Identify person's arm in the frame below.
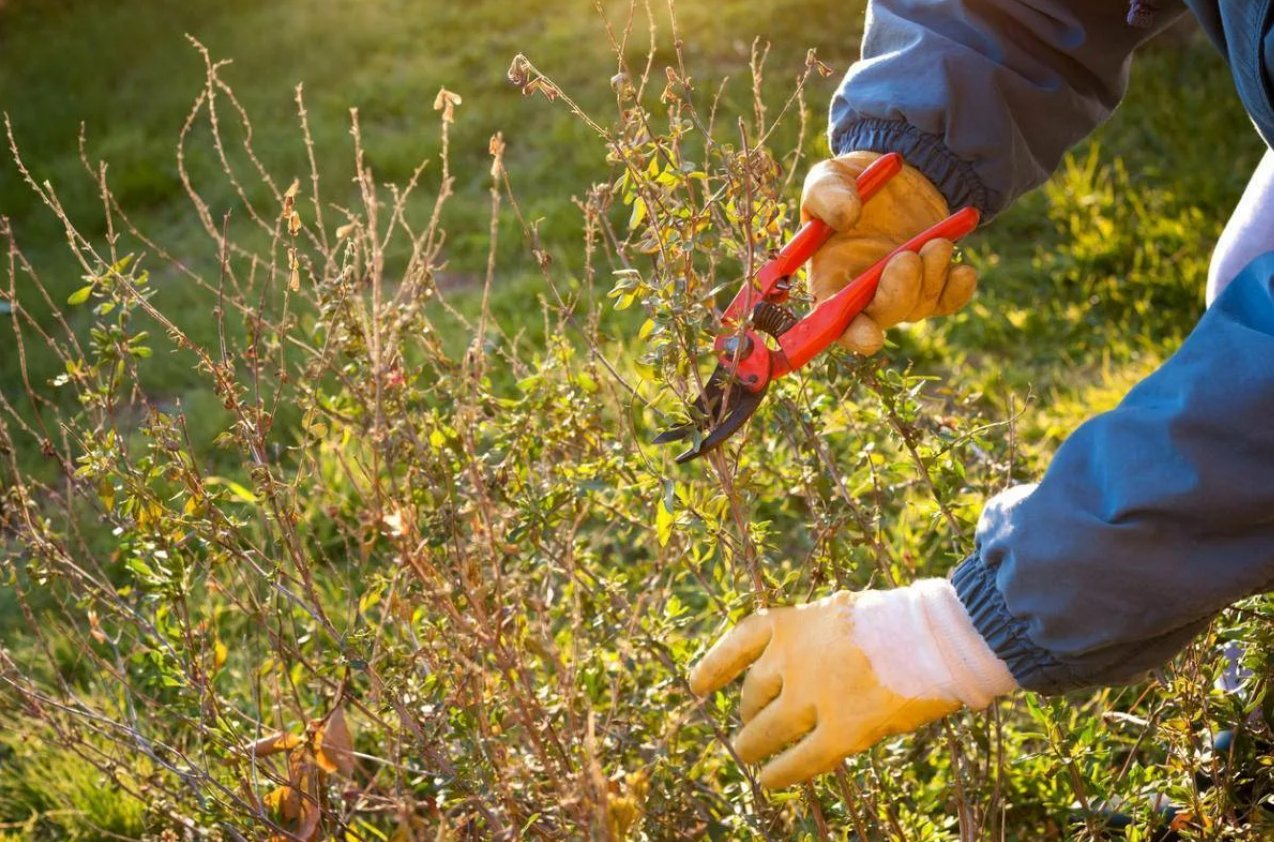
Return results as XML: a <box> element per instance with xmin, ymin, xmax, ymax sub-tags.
<box><xmin>954</xmin><ymin>254</ymin><xmax>1274</xmax><ymax>694</ymax></box>
<box><xmin>832</xmin><ymin>0</ymin><xmax>1187</xmax><ymax>217</ymax></box>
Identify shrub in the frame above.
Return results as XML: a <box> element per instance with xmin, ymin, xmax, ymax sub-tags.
<box><xmin>1</xmin><ymin>9</ymin><xmax>1271</xmax><ymax>841</ymax></box>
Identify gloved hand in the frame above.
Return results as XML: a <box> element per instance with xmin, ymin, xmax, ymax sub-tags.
<box><xmin>801</xmin><ymin>152</ymin><xmax>979</xmax><ymax>355</ymax></box>
<box><xmin>688</xmin><ymin>579</ymin><xmax>1016</xmax><ymax>789</ymax></box>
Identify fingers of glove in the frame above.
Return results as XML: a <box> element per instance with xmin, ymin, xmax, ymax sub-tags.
<box><xmin>757</xmin><ymin>728</ymin><xmax>842</xmax><ymax>790</ymax></box>
<box><xmin>800</xmin><ymin>159</ymin><xmax>863</xmax><ymax>232</ymax></box>
<box><xmin>732</xmin><ymin>698</ymin><xmax>816</xmax><ymax>765</ymax></box>
<box><xmin>688</xmin><ymin>613</ymin><xmax>774</xmax><ymax>697</ymax></box>
<box><xmin>739</xmin><ymin>663</ymin><xmax>783</xmax><ymax>725</ymax></box>
<box><xmin>836</xmin><ymin>313</ymin><xmax>885</xmax><ymax>356</ymax></box>
<box><xmin>905</xmin><ymin>239</ymin><xmax>955</xmax><ymax>322</ymax></box>
<box><xmin>808</xmin><ymin>236</ymin><xmax>893</xmax><ymax>303</ymax></box>
<box><xmin>864</xmin><ymin>251</ymin><xmax>922</xmax><ymax>329</ymax></box>
<box><xmin>933</xmin><ymin>263</ymin><xmax>978</xmax><ymax>316</ymax></box>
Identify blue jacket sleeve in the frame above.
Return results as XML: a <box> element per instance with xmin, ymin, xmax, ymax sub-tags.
<box><xmin>831</xmin><ymin>0</ymin><xmax>1185</xmax><ymax>217</ymax></box>
<box><xmin>952</xmin><ymin>253</ymin><xmax>1274</xmax><ymax>694</ymax></box>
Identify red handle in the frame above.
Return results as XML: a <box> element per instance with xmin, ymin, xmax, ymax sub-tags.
<box><xmin>773</xmin><ymin>205</ymin><xmax>981</xmax><ymax>376</ymax></box>
<box><xmin>721</xmin><ymin>152</ymin><xmax>904</xmax><ymax>323</ymax></box>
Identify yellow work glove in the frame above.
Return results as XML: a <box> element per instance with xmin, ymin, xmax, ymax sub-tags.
<box><xmin>801</xmin><ymin>152</ymin><xmax>979</xmax><ymax>355</ymax></box>
<box><xmin>688</xmin><ymin>580</ymin><xmax>1016</xmax><ymax>789</ymax></box>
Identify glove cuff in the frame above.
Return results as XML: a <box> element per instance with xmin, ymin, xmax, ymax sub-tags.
<box><xmin>851</xmin><ymin>579</ymin><xmax>1017</xmax><ymax>709</ymax></box>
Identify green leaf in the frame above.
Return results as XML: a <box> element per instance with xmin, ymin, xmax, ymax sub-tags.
<box><xmin>67</xmin><ymin>285</ymin><xmax>93</xmax><ymax>305</ymax></box>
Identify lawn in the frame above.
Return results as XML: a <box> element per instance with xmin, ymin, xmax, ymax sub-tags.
<box><xmin>1</xmin><ymin>1</ymin><xmax>1272</xmax><ymax>839</ymax></box>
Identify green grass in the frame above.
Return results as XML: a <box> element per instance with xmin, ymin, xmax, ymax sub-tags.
<box><xmin>0</xmin><ymin>0</ymin><xmax>867</xmax><ymax>421</ymax></box>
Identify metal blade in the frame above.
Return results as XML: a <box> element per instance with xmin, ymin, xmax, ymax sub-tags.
<box><xmin>652</xmin><ymin>367</ymin><xmax>732</xmax><ymax>444</ymax></box>
<box><xmin>652</xmin><ymin>424</ymin><xmax>695</xmax><ymax>445</ymax></box>
<box><xmin>673</xmin><ymin>381</ymin><xmax>767</xmax><ymax>464</ymax></box>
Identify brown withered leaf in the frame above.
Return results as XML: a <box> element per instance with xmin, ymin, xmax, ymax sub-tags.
<box><xmin>266</xmin><ymin>755</ymin><xmax>322</xmax><ymax>842</ymax></box>
<box><xmin>507</xmin><ymin>53</ymin><xmax>532</xmax><ymax>88</ymax></box>
<box><xmin>87</xmin><ymin>609</ymin><xmax>107</xmax><ymax>644</ymax></box>
<box><xmin>805</xmin><ymin>48</ymin><xmax>834</xmax><ymax>77</ymax></box>
<box><xmin>433</xmin><ymin>88</ymin><xmax>463</xmax><ymax>124</ymax></box>
<box><xmin>313</xmin><ymin>707</ymin><xmax>355</xmax><ymax>777</ymax></box>
<box><xmin>488</xmin><ymin>132</ymin><xmax>506</xmax><ymax>178</ymax></box>
<box><xmin>523</xmin><ymin>77</ymin><xmax>558</xmax><ymax>101</ymax></box>
<box><xmin>263</xmin><ymin>769</ymin><xmax>321</xmax><ymax>835</ymax></box>
<box><xmin>245</xmin><ymin>731</ymin><xmax>304</xmax><ymax>759</ymax></box>
<box><xmin>282</xmin><ymin>179</ymin><xmax>299</xmax><ymax>217</ymax></box>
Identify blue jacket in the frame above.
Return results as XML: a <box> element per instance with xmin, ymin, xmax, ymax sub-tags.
<box><xmin>831</xmin><ymin>0</ymin><xmax>1274</xmax><ymax>693</ymax></box>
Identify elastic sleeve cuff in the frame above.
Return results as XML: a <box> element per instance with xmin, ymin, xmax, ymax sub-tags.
<box><xmin>951</xmin><ymin>557</ymin><xmax>1072</xmax><ymax>695</ymax></box>
<box><xmin>831</xmin><ymin>117</ymin><xmax>997</xmax><ymax>218</ymax></box>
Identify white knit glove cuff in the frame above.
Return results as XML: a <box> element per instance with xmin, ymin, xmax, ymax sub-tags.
<box><xmin>850</xmin><ymin>578</ymin><xmax>1018</xmax><ymax>709</ymax></box>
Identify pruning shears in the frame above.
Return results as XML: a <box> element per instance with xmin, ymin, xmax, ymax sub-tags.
<box><xmin>654</xmin><ymin>152</ymin><xmax>981</xmax><ymax>463</ymax></box>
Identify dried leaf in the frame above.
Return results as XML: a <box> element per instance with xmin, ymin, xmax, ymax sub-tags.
<box><xmin>282</xmin><ymin>179</ymin><xmax>298</xmax><ymax>217</ymax></box>
<box><xmin>264</xmin><ymin>783</ymin><xmax>300</xmax><ymax>821</ymax></box>
<box><xmin>314</xmin><ymin>707</ymin><xmax>355</xmax><ymax>777</ymax></box>
<box><xmin>805</xmin><ymin>48</ymin><xmax>834</xmax><ymax>77</ymax></box>
<box><xmin>433</xmin><ymin>87</ymin><xmax>463</xmax><ymax>124</ymax></box>
<box><xmin>507</xmin><ymin>53</ymin><xmax>532</xmax><ymax>88</ymax></box>
<box><xmin>522</xmin><ymin>78</ymin><xmax>558</xmax><ymax>101</ymax></box>
<box><xmin>265</xmin><ymin>778</ymin><xmax>320</xmax><ymax>842</ymax></box>
<box><xmin>267</xmin><ymin>746</ymin><xmax>323</xmax><ymax>841</ymax></box>
<box><xmin>87</xmin><ymin>609</ymin><xmax>107</xmax><ymax>644</ymax></box>
<box><xmin>244</xmin><ymin>731</ymin><xmax>304</xmax><ymax>759</ymax></box>
<box><xmin>488</xmin><ymin>132</ymin><xmax>506</xmax><ymax>179</ymax></box>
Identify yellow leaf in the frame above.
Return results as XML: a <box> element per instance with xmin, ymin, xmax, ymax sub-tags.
<box><xmin>655</xmin><ymin>494</ymin><xmax>674</xmax><ymax>548</ymax></box>
<box><xmin>264</xmin><ymin>783</ymin><xmax>298</xmax><ymax>818</ymax></box>
<box><xmin>265</xmin><ymin>779</ymin><xmax>320</xmax><ymax>842</ymax></box>
<box><xmin>213</xmin><ymin>639</ymin><xmax>228</xmax><ymax>671</ymax></box>
<box><xmin>628</xmin><ymin>196</ymin><xmax>647</xmax><ymax>231</ymax></box>
<box><xmin>205</xmin><ymin>476</ymin><xmax>258</xmax><ymax>504</ymax></box>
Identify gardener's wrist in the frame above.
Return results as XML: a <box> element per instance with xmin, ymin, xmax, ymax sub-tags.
<box><xmin>850</xmin><ymin>578</ymin><xmax>1018</xmax><ymax>709</ymax></box>
<box><xmin>831</xmin><ymin>117</ymin><xmax>994</xmax><ymax>219</ymax></box>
